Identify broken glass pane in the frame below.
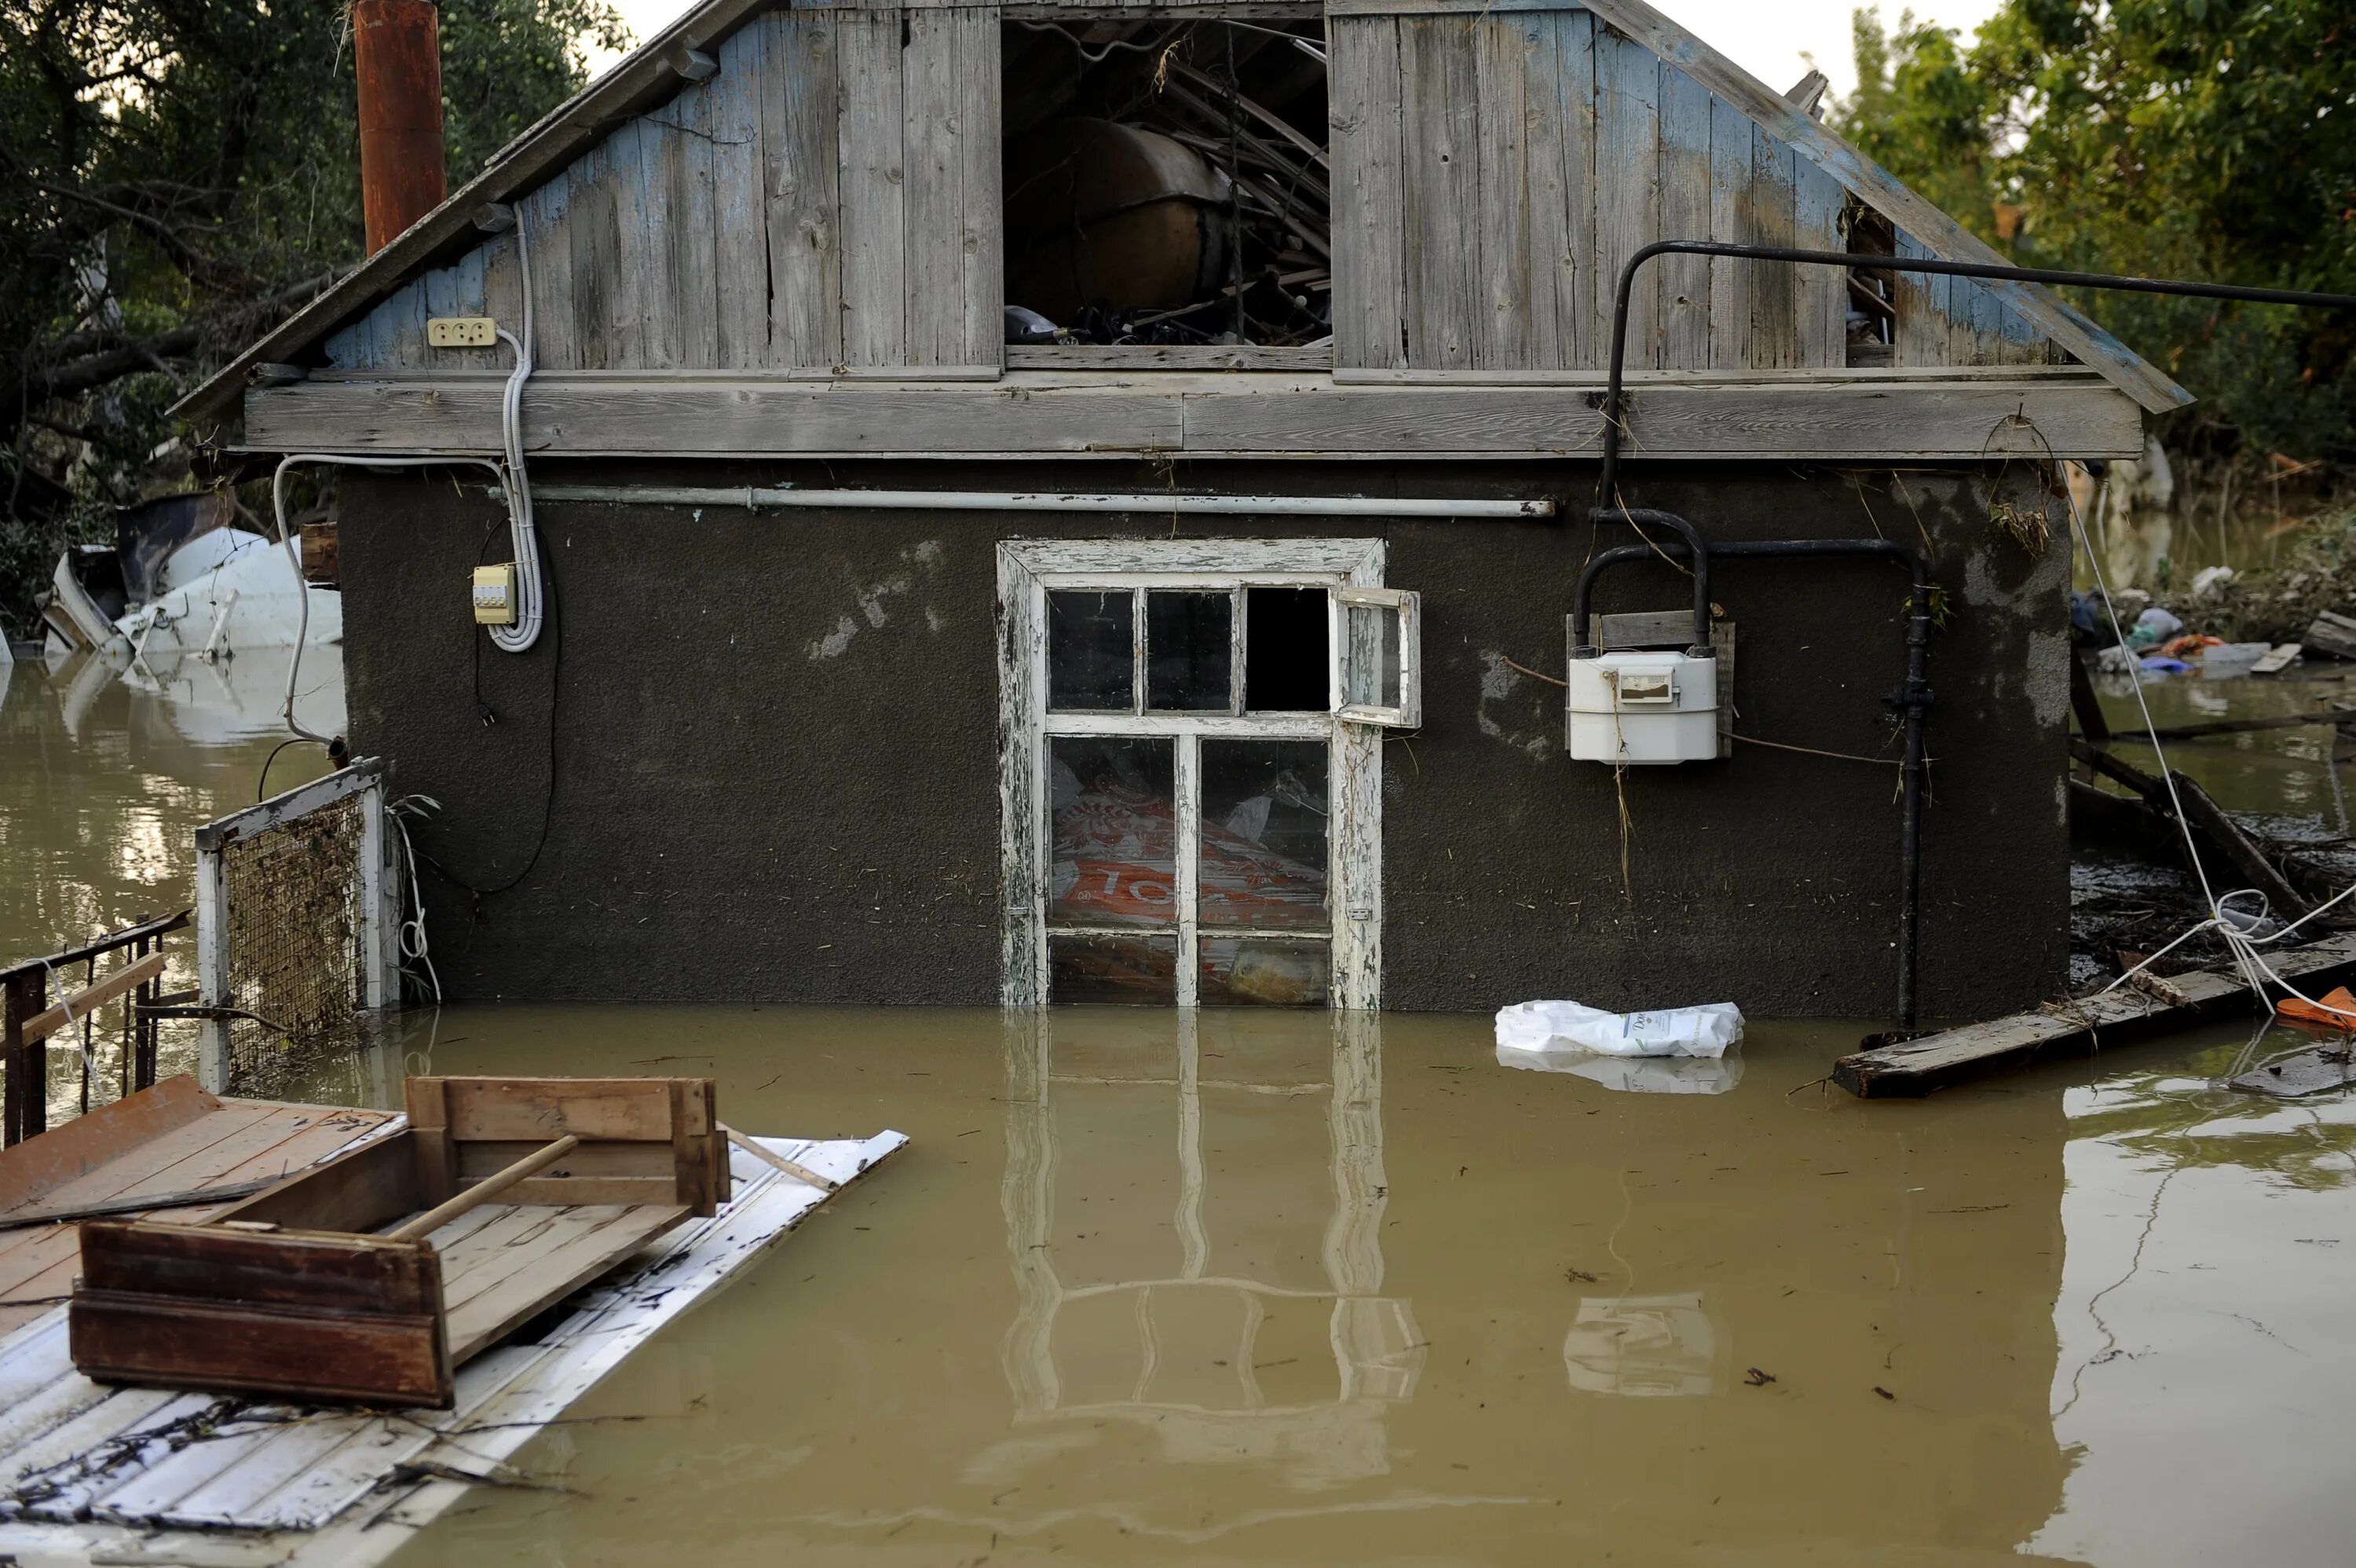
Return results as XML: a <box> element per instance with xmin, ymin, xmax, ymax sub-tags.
<box><xmin>1146</xmin><ymin>590</ymin><xmax>1233</xmax><ymax>712</ymax></box>
<box><xmin>1051</xmin><ymin>934</ymin><xmax>1180</xmax><ymax>1004</ymax></box>
<box><xmin>1244</xmin><ymin>587</ymin><xmax>1329</xmax><ymax>711</ymax></box>
<box><xmin>1048</xmin><ymin>590</ymin><xmax>1135</xmax><ymax>711</ymax></box>
<box><xmin>1050</xmin><ymin>736</ymin><xmax>1176</xmax><ymax>927</ymax></box>
<box><xmin>1198</xmin><ymin>938</ymin><xmax>1330</xmax><ymax>1006</ymax></box>
<box><xmin>1344</xmin><ymin>601</ymin><xmax>1402</xmax><ymax>710</ymax></box>
<box><xmin>1198</xmin><ymin>739</ymin><xmax>1329</xmax><ymax>931</ymax></box>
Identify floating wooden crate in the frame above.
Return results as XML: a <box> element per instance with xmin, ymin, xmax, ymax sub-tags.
<box><xmin>67</xmin><ymin>1076</ymin><xmax>728</xmax><ymax>1408</ymax></box>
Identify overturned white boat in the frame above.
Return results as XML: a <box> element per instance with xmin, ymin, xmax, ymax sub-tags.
<box><xmin>35</xmin><ymin>492</ymin><xmax>340</xmax><ymax>663</ymax></box>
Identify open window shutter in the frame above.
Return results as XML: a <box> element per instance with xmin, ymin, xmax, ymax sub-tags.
<box><xmin>1330</xmin><ymin>587</ymin><xmax>1421</xmax><ymax>728</ymax></box>
<box><xmin>836</xmin><ymin>5</ymin><xmax>1003</xmax><ymax>373</ymax></box>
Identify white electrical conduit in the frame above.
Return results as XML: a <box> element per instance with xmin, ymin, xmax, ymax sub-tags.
<box><xmin>518</xmin><ymin>484</ymin><xmax>1557</xmax><ymax>520</ymax></box>
<box><xmin>266</xmin><ymin>214</ymin><xmax>547</xmax><ymax>743</ymax></box>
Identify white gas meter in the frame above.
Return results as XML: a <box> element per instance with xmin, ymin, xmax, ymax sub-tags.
<box><xmin>1566</xmin><ymin>650</ymin><xmax>1719</xmax><ymax>765</ymax></box>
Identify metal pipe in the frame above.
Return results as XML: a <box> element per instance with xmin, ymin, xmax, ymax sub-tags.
<box><xmin>1569</xmin><ymin>510</ymin><xmax>1714</xmax><ymax>656</ymax></box>
<box><xmin>1596</xmin><ymin>241</ymin><xmax>2356</xmax><ymax>507</ymax></box>
<box><xmin>525</xmin><ymin>484</ymin><xmax>1557</xmax><ymax>521</ymax></box>
<box><xmin>352</xmin><ymin>0</ymin><xmax>448</xmax><ymax>256</ymax></box>
<box><xmin>1575</xmin><ymin>535</ymin><xmax>1933</xmax><ymax>1029</ymax></box>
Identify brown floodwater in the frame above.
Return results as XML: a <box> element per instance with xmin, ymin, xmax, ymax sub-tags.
<box><xmin>7</xmin><ymin>648</ymin><xmax>2356</xmax><ymax>1565</ymax></box>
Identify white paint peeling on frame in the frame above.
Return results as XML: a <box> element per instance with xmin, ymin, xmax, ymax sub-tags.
<box><xmin>996</xmin><ymin>539</ymin><xmax>1395</xmax><ymax>1012</ymax></box>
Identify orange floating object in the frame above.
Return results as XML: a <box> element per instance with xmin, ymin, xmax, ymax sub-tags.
<box><xmin>2274</xmin><ymin>985</ymin><xmax>2356</xmax><ymax>1030</ymax></box>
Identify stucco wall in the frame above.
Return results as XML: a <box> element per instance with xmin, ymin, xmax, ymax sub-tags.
<box><xmin>338</xmin><ymin>457</ymin><xmax>2069</xmax><ymax>1018</ymax></box>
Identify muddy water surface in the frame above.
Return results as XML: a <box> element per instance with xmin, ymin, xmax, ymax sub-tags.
<box><xmin>7</xmin><ymin>650</ymin><xmax>2356</xmax><ymax>1565</ymax></box>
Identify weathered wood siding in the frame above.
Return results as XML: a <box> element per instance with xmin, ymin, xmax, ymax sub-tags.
<box><xmin>327</xmin><ymin>6</ymin><xmax>1000</xmax><ymax>375</ymax></box>
<box><xmin>1328</xmin><ymin>3</ymin><xmax>2065</xmax><ymax>373</ymax></box>
<box><xmin>325</xmin><ymin>0</ymin><xmax>2062</xmax><ymax>381</ymax></box>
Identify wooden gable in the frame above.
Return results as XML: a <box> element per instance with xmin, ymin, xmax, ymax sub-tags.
<box><xmin>324</xmin><ymin>6</ymin><xmax>1001</xmax><ymax>377</ymax></box>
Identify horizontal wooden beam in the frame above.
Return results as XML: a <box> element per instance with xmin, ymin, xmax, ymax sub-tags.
<box><xmin>243</xmin><ymin>371</ymin><xmax>2143</xmax><ymax>460</ymax></box>
<box><xmin>1833</xmin><ymin>931</ymin><xmax>2356</xmax><ymax>1098</ymax></box>
<box><xmin>19</xmin><ymin>952</ymin><xmax>167</xmax><ymax>1047</ymax></box>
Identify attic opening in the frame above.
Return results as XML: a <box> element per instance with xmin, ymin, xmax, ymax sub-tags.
<box><xmin>1000</xmin><ymin>16</ymin><xmax>1332</xmax><ymax>362</ymax></box>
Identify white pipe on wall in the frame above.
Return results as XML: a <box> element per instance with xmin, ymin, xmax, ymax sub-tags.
<box><xmin>519</xmin><ymin>484</ymin><xmax>1556</xmax><ymax>520</ymax></box>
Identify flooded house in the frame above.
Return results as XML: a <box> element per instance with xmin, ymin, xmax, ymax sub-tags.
<box><xmin>173</xmin><ymin>0</ymin><xmax>2185</xmax><ymax>1021</ymax></box>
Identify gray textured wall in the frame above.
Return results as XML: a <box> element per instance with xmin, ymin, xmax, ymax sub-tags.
<box><xmin>338</xmin><ymin>458</ymin><xmax>2069</xmax><ymax>1018</ymax></box>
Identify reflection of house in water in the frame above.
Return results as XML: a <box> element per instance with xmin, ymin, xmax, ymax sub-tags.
<box><xmin>998</xmin><ymin>1011</ymin><xmax>1424</xmax><ymax>1487</ymax></box>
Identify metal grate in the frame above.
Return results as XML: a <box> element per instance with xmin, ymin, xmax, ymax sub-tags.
<box><xmin>194</xmin><ymin>760</ymin><xmax>397</xmax><ymax>1093</ymax></box>
<box><xmin>218</xmin><ymin>791</ymin><xmax>367</xmax><ymax>1084</ymax></box>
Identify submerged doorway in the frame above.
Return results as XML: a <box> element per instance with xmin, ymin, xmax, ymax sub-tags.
<box><xmin>997</xmin><ymin>539</ymin><xmax>1417</xmax><ymax>1010</ymax></box>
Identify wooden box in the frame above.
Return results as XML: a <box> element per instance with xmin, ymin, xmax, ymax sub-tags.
<box><xmin>69</xmin><ymin>1076</ymin><xmax>727</xmax><ymax>1409</ymax></box>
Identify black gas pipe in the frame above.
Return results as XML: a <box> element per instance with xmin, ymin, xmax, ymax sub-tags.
<box><xmin>1581</xmin><ymin>241</ymin><xmax>2356</xmax><ymax>1032</ymax></box>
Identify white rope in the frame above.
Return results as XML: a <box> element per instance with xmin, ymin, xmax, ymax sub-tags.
<box><xmin>2071</xmin><ymin>478</ymin><xmax>2356</xmax><ymax>1025</ymax></box>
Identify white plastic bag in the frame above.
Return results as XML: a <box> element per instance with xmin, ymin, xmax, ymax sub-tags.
<box><xmin>1494</xmin><ymin>999</ymin><xmax>1744</xmax><ymax>1062</ymax></box>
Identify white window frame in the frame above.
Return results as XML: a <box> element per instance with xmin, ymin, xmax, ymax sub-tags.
<box><xmin>997</xmin><ymin>538</ymin><xmax>1392</xmax><ymax>1011</ymax></box>
<box><xmin>1330</xmin><ymin>587</ymin><xmax>1421</xmax><ymax>728</ymax></box>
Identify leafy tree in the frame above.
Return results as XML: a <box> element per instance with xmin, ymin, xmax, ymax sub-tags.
<box><xmin>0</xmin><ymin>0</ymin><xmax>629</xmax><ymax>636</ymax></box>
<box><xmin>1831</xmin><ymin>0</ymin><xmax>2356</xmax><ymax>466</ymax></box>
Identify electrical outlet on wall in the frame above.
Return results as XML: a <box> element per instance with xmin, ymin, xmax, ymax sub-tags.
<box><xmin>427</xmin><ymin>316</ymin><xmax>497</xmax><ymax>349</ymax></box>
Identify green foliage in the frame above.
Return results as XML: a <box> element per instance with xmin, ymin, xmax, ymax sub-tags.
<box><xmin>1831</xmin><ymin>0</ymin><xmax>2356</xmax><ymax>464</ymax></box>
<box><xmin>0</xmin><ymin>0</ymin><xmax>629</xmax><ymax>637</ymax></box>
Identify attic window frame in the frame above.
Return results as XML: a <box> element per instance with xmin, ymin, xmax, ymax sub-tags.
<box><xmin>999</xmin><ymin>6</ymin><xmax>1334</xmax><ymax>373</ymax></box>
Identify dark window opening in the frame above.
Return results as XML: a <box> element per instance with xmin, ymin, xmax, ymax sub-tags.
<box><xmin>1146</xmin><ymin>590</ymin><xmax>1234</xmax><ymax>711</ymax></box>
<box><xmin>1845</xmin><ymin>199</ymin><xmax>1897</xmax><ymax>369</ymax></box>
<box><xmin>1244</xmin><ymin>587</ymin><xmax>1327</xmax><ymax>711</ymax></box>
<box><xmin>1001</xmin><ymin>17</ymin><xmax>1331</xmax><ymax>349</ymax></box>
<box><xmin>1048</xmin><ymin>590</ymin><xmax>1135</xmax><ymax>710</ymax></box>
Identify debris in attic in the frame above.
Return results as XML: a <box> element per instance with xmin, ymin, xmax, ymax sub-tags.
<box><xmin>1000</xmin><ymin>19</ymin><xmax>1331</xmax><ymax>348</ymax></box>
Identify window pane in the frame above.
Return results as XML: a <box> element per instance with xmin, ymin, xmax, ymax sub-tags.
<box><xmin>1344</xmin><ymin>602</ymin><xmax>1402</xmax><ymax>710</ymax></box>
<box><xmin>1051</xmin><ymin>736</ymin><xmax>1176</xmax><ymax>927</ymax></box>
<box><xmin>1198</xmin><ymin>938</ymin><xmax>1330</xmax><ymax>1007</ymax></box>
<box><xmin>1048</xmin><ymin>590</ymin><xmax>1134</xmax><ymax>711</ymax></box>
<box><xmin>1052</xmin><ymin>934</ymin><xmax>1180</xmax><ymax>1004</ymax></box>
<box><xmin>1244</xmin><ymin>587</ymin><xmax>1329</xmax><ymax>711</ymax></box>
<box><xmin>1199</xmin><ymin>740</ymin><xmax>1329</xmax><ymax>931</ymax></box>
<box><xmin>1146</xmin><ymin>590</ymin><xmax>1233</xmax><ymax>712</ymax></box>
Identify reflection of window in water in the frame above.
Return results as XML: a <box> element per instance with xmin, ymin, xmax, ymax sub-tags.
<box><xmin>996</xmin><ymin>1013</ymin><xmax>1423</xmax><ymax>1487</ymax></box>
<box><xmin>1561</xmin><ymin>1292</ymin><xmax>1725</xmax><ymax>1398</ymax></box>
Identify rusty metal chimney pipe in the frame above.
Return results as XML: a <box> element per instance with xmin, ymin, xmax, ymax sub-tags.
<box><xmin>353</xmin><ymin>0</ymin><xmax>448</xmax><ymax>254</ymax></box>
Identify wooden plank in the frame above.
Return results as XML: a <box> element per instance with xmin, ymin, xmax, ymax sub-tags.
<box><xmin>1521</xmin><ymin>7</ymin><xmax>1591</xmax><ymax>370</ymax></box>
<box><xmin>427</xmin><ymin>1077</ymin><xmax>676</xmax><ymax>1142</ymax></box>
<box><xmin>954</xmin><ymin>5</ymin><xmax>1001</xmax><ymax>367</ymax></box>
<box><xmin>1747</xmin><ymin>130</ymin><xmax>1798</xmax><ymax>367</ymax></box>
<box><xmin>1</xmin><ymin>1385</ymin><xmax>183</xmax><ymax>1496</ymax></box>
<box><xmin>1835</xmin><ymin>932</ymin><xmax>2356</xmax><ymax>1098</ymax></box>
<box><xmin>519</xmin><ymin>166</ymin><xmax>576</xmax><ymax>370</ymax></box>
<box><xmin>77</xmin><ymin>1219</ymin><xmax>440</xmax><ymax>1314</ymax></box>
<box><xmin>1328</xmin><ymin>15</ymin><xmax>1407</xmax><ymax>370</ymax></box>
<box><xmin>2109</xmin><ymin>706</ymin><xmax>2356</xmax><ymax>743</ymax></box>
<box><xmin>836</xmin><ymin>8</ymin><xmax>908</xmax><ymax>367</ymax></box>
<box><xmin>408</xmin><ymin>1076</ymin><xmax>455</xmax><ymax>1206</ymax></box>
<box><xmin>654</xmin><ymin>72</ymin><xmax>720</xmax><ymax>368</ymax></box>
<box><xmin>1592</xmin><ymin>24</ymin><xmax>1659</xmax><ymax>375</ymax></box>
<box><xmin>712</xmin><ymin>16</ymin><xmax>770</xmax><ymax>368</ymax></box>
<box><xmin>479</xmin><ymin>232</ymin><xmax>522</xmax><ymax>356</ymax></box>
<box><xmin>9</xmin><ymin>1103</ymin><xmax>278</xmax><ymax>1215</ymax></box>
<box><xmin>1889</xmin><ymin>228</ymin><xmax>1945</xmax><ymax>368</ymax></box>
<box><xmin>568</xmin><ymin>133</ymin><xmax>623</xmax><ymax>370</ymax></box>
<box><xmin>443</xmin><ymin>1204</ymin><xmax>688</xmax><ymax>1363</ymax></box>
<box><xmin>1655</xmin><ymin>62</ymin><xmax>1711</xmax><ymax>369</ymax></box>
<box><xmin>1005</xmin><ymin>344</ymin><xmax>1333</xmax><ymax>371</ymax></box>
<box><xmin>243</xmin><ymin>370</ymin><xmax>2149</xmax><ymax>459</ymax></box>
<box><xmin>16</xmin><ymin>952</ymin><xmax>166</xmax><ymax>1047</ymax></box>
<box><xmin>902</xmin><ymin>9</ymin><xmax>965</xmax><ymax>366</ymax></box>
<box><xmin>71</xmin><ymin>1292</ymin><xmax>450</xmax><ymax>1407</ymax></box>
<box><xmin>0</xmin><ymin>1175</ymin><xmax>281</xmax><ymax>1232</ymax></box>
<box><xmin>0</xmin><ymin>1075</ymin><xmax>217</xmax><ymax>1211</ymax></box>
<box><xmin>206</xmin><ymin>1129</ymin><xmax>420</xmax><ymax>1234</ymax></box>
<box><xmin>610</xmin><ymin>118</ymin><xmax>658</xmax><ymax>368</ymax></box>
<box><xmin>1704</xmin><ymin>92</ymin><xmax>1752</xmax><ymax>369</ymax></box>
<box><xmin>1792</xmin><ymin>156</ymin><xmax>1846</xmax><ymax>367</ymax></box>
<box><xmin>764</xmin><ymin>11</ymin><xmax>849</xmax><ymax>368</ymax></box>
<box><xmin>1398</xmin><ymin>16</ymin><xmax>1482</xmax><ymax>368</ymax></box>
<box><xmin>1472</xmin><ymin>16</ymin><xmax>1532</xmax><ymax>369</ymax></box>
